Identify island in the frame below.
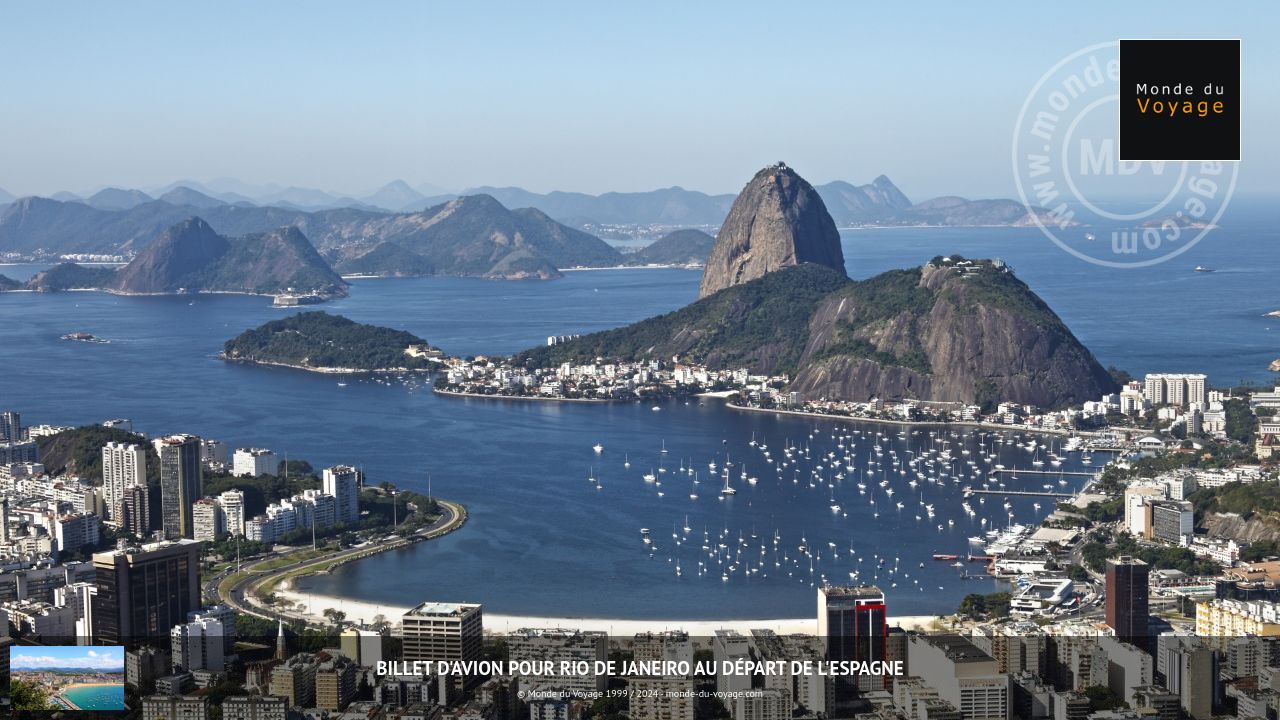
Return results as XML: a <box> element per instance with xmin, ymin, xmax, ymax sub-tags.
<box><xmin>221</xmin><ymin>311</ymin><xmax>443</xmax><ymax>373</ymax></box>
<box><xmin>60</xmin><ymin>331</ymin><xmax>109</xmax><ymax>343</ymax></box>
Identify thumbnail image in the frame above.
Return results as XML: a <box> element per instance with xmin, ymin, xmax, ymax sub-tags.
<box><xmin>9</xmin><ymin>646</ymin><xmax>126</xmax><ymax>711</ymax></box>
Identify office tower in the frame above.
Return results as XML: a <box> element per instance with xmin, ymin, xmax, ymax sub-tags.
<box><xmin>172</xmin><ymin>616</ymin><xmax>226</xmax><ymax>672</ymax></box>
<box><xmin>322</xmin><ymin>465</ymin><xmax>360</xmax><ymax>525</ymax></box>
<box><xmin>157</xmin><ymin>435</ymin><xmax>202</xmax><ymax>539</ymax></box>
<box><xmin>818</xmin><ymin>584</ymin><xmax>887</xmax><ymax>693</ymax></box>
<box><xmin>91</xmin><ymin>539</ymin><xmax>202</xmax><ymax>643</ymax></box>
<box><xmin>402</xmin><ymin>601</ymin><xmax>482</xmax><ymax>690</ymax></box>
<box><xmin>1106</xmin><ymin>557</ymin><xmax>1150</xmax><ymax>642</ymax></box>
<box><xmin>120</xmin><ymin>485</ymin><xmax>152</xmax><ymax>537</ymax></box>
<box><xmin>102</xmin><ymin>441</ymin><xmax>146</xmax><ymax>524</ymax></box>
<box><xmin>218</xmin><ymin>489</ymin><xmax>246</xmax><ymax>537</ymax></box>
<box><xmin>907</xmin><ymin>634</ymin><xmax>1009</xmax><ymax>720</ymax></box>
<box><xmin>0</xmin><ymin>410</ymin><xmax>20</xmax><ymax>442</ymax></box>
<box><xmin>221</xmin><ymin>696</ymin><xmax>288</xmax><ymax>720</ymax></box>
<box><xmin>192</xmin><ymin>498</ymin><xmax>223</xmax><ymax>541</ymax></box>
<box><xmin>1151</xmin><ymin>501</ymin><xmax>1194</xmax><ymax>545</ymax></box>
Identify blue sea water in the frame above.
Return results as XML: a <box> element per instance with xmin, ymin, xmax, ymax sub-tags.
<box><xmin>59</xmin><ymin>683</ymin><xmax>126</xmax><ymax>710</ymax></box>
<box><xmin>0</xmin><ymin>203</ymin><xmax>1276</xmax><ymax>619</ymax></box>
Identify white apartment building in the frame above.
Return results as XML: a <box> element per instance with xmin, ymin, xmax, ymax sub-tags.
<box><xmin>102</xmin><ymin>441</ymin><xmax>146</xmax><ymax>524</ymax></box>
<box><xmin>232</xmin><ymin>448</ymin><xmax>277</xmax><ymax>477</ymax></box>
<box><xmin>218</xmin><ymin>489</ymin><xmax>246</xmax><ymax>537</ymax></box>
<box><xmin>322</xmin><ymin>465</ymin><xmax>360</xmax><ymax>525</ymax></box>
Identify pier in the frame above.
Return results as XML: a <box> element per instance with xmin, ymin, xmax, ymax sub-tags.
<box><xmin>993</xmin><ymin>468</ymin><xmax>1098</xmax><ymax>477</ymax></box>
<box><xmin>966</xmin><ymin>488</ymin><xmax>1074</xmax><ymax>499</ymax></box>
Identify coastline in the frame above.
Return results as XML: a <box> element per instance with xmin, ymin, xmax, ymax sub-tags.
<box><xmin>432</xmin><ymin>387</ymin><xmax>614</xmax><ymax>403</ymax></box>
<box><xmin>57</xmin><ymin>683</ymin><xmax>121</xmax><ymax>711</ymax></box>
<box><xmin>725</xmin><ymin>401</ymin><xmax>1090</xmax><ymax>438</ymax></box>
<box><xmin>220</xmin><ymin>353</ymin><xmax>436</xmax><ymax>375</ymax></box>
<box><xmin>275</xmin><ymin>588</ymin><xmax>941</xmax><ymax>634</ymax></box>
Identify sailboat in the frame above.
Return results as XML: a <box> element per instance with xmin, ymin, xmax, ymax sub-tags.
<box><xmin>720</xmin><ymin>469</ymin><xmax>737</xmax><ymax>496</ymax></box>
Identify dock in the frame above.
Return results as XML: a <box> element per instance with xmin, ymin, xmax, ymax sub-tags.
<box><xmin>966</xmin><ymin>489</ymin><xmax>1075</xmax><ymax>499</ymax></box>
<box><xmin>993</xmin><ymin>468</ymin><xmax>1098</xmax><ymax>477</ymax></box>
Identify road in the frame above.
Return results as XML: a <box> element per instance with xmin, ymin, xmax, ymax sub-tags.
<box><xmin>209</xmin><ymin>499</ymin><xmax>466</xmax><ymax>623</ymax></box>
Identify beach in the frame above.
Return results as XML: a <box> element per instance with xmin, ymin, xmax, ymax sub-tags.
<box><xmin>277</xmin><ymin>587</ymin><xmax>942</xmax><ymax>635</ymax></box>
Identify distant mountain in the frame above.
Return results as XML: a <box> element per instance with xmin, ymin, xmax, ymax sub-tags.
<box><xmin>323</xmin><ymin>195</ymin><xmax>622</xmax><ymax>279</ymax></box>
<box><xmin>813</xmin><ymin>176</ymin><xmax>1059</xmax><ymax>227</ymax></box>
<box><xmin>362</xmin><ymin>180</ymin><xmax>427</xmax><ymax>212</ymax></box>
<box><xmin>625</xmin><ymin>229</ymin><xmax>715</xmax><ymax>266</ymax></box>
<box><xmin>0</xmin><ymin>187</ymin><xmax>15</xmax><ymax>204</ymax></box>
<box><xmin>0</xmin><ymin>197</ymin><xmax>191</xmax><ymax>254</ymax></box>
<box><xmin>159</xmin><ymin>186</ymin><xmax>228</xmax><ymax>209</ymax></box>
<box><xmin>50</xmin><ymin>191</ymin><xmax>82</xmax><ymax>202</ymax></box>
<box><xmin>256</xmin><ymin>186</ymin><xmax>343</xmax><ymax>209</ymax></box>
<box><xmin>84</xmin><ymin>187</ymin><xmax>154</xmax><ymax>211</ymax></box>
<box><xmin>455</xmin><ymin>186</ymin><xmax>737</xmax><ymax>226</ymax></box>
<box><xmin>813</xmin><ymin>176</ymin><xmax>913</xmax><ymax>223</ymax></box>
<box><xmin>700</xmin><ymin>163</ymin><xmax>845</xmax><ymax>298</ymax></box>
<box><xmin>0</xmin><ymin>273</ymin><xmax>22</xmax><ymax>291</ymax></box>
<box><xmin>336</xmin><ymin>241</ymin><xmax>435</xmax><ymax>277</ymax></box>
<box><xmin>113</xmin><ymin>217</ymin><xmax>347</xmax><ymax>295</ymax></box>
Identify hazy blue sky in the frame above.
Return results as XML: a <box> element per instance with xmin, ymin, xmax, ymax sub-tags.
<box><xmin>11</xmin><ymin>646</ymin><xmax>123</xmax><ymax>670</ymax></box>
<box><xmin>1</xmin><ymin>2</ymin><xmax>1274</xmax><ymax>199</ymax></box>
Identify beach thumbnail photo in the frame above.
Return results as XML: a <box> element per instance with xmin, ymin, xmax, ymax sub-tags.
<box><xmin>9</xmin><ymin>645</ymin><xmax>126</xmax><ymax>711</ymax></box>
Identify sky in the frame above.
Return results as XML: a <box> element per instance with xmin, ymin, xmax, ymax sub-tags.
<box><xmin>1</xmin><ymin>1</ymin><xmax>1276</xmax><ymax>199</ymax></box>
<box><xmin>10</xmin><ymin>646</ymin><xmax>124</xmax><ymax>670</ymax></box>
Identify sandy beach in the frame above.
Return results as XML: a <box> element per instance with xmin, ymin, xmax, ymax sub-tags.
<box><xmin>277</xmin><ymin>587</ymin><xmax>942</xmax><ymax>635</ymax></box>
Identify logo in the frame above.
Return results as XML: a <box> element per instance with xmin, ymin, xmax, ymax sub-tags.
<box><xmin>1012</xmin><ymin>41</ymin><xmax>1238</xmax><ymax>268</ymax></box>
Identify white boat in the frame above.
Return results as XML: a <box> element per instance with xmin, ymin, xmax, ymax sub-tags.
<box><xmin>593</xmin><ymin>443</ymin><xmax>603</xmax><ymax>454</ymax></box>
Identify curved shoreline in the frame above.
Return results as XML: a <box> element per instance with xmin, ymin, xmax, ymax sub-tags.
<box><xmin>432</xmin><ymin>387</ymin><xmax>614</xmax><ymax>403</ymax></box>
<box><xmin>219</xmin><ymin>353</ymin><xmax>436</xmax><ymax>375</ymax></box>
<box><xmin>725</xmin><ymin>401</ymin><xmax>1096</xmax><ymax>438</ymax></box>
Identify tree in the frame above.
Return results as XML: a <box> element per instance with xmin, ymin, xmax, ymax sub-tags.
<box><xmin>9</xmin><ymin>678</ymin><xmax>55</xmax><ymax>710</ymax></box>
<box><xmin>323</xmin><ymin>607</ymin><xmax>348</xmax><ymax>627</ymax></box>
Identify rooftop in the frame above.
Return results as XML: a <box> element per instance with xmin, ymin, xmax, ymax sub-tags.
<box><xmin>405</xmin><ymin>601</ymin><xmax>481</xmax><ymax>618</ymax></box>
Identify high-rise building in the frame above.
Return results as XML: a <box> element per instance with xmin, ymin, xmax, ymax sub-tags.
<box><xmin>507</xmin><ymin>628</ymin><xmax>609</xmax><ymax>694</ymax></box>
<box><xmin>218</xmin><ymin>490</ymin><xmax>246</xmax><ymax>537</ymax></box>
<box><xmin>1106</xmin><ymin>557</ymin><xmax>1150</xmax><ymax>642</ymax></box>
<box><xmin>322</xmin><ymin>465</ymin><xmax>359</xmax><ymax>525</ymax></box>
<box><xmin>102</xmin><ymin>441</ymin><xmax>146</xmax><ymax>524</ymax></box>
<box><xmin>1143</xmin><ymin>373</ymin><xmax>1208</xmax><ymax>408</ymax></box>
<box><xmin>907</xmin><ymin>634</ymin><xmax>1009</xmax><ymax>720</ymax></box>
<box><xmin>817</xmin><ymin>584</ymin><xmax>886</xmax><ymax>693</ymax></box>
<box><xmin>0</xmin><ymin>410</ymin><xmax>21</xmax><ymax>442</ymax></box>
<box><xmin>91</xmin><ymin>540</ymin><xmax>202</xmax><ymax>643</ymax></box>
<box><xmin>120</xmin><ymin>485</ymin><xmax>152</xmax><ymax>537</ymax></box>
<box><xmin>629</xmin><ymin>676</ymin><xmax>695</xmax><ymax>720</ymax></box>
<box><xmin>713</xmin><ymin>630</ymin><xmax>754</xmax><ymax>696</ymax></box>
<box><xmin>402</xmin><ymin>601</ymin><xmax>482</xmax><ymax>690</ymax></box>
<box><xmin>269</xmin><ymin>652</ymin><xmax>320</xmax><ymax>708</ymax></box>
<box><xmin>314</xmin><ymin>654</ymin><xmax>358</xmax><ymax>711</ymax></box>
<box><xmin>192</xmin><ymin>498</ymin><xmax>223</xmax><ymax>542</ymax></box>
<box><xmin>157</xmin><ymin>435</ymin><xmax>202</xmax><ymax>539</ymax></box>
<box><xmin>340</xmin><ymin>626</ymin><xmax>387</xmax><ymax>668</ymax></box>
<box><xmin>126</xmin><ymin>646</ymin><xmax>171</xmax><ymax>693</ymax></box>
<box><xmin>1151</xmin><ymin>501</ymin><xmax>1194</xmax><ymax>545</ymax></box>
<box><xmin>172</xmin><ymin>617</ymin><xmax>226</xmax><ymax>672</ymax></box>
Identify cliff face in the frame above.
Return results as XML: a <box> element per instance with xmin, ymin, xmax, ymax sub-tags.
<box><xmin>113</xmin><ymin>218</ymin><xmax>229</xmax><ymax>293</ymax></box>
<box><xmin>789</xmin><ymin>260</ymin><xmax>1117</xmax><ymax>408</ymax></box>
<box><xmin>698</xmin><ymin>163</ymin><xmax>845</xmax><ymax>298</ymax></box>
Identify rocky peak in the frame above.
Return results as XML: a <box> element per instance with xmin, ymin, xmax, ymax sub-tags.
<box><xmin>698</xmin><ymin>163</ymin><xmax>845</xmax><ymax>298</ymax></box>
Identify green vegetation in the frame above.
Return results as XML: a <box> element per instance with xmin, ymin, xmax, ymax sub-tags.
<box><xmin>1084</xmin><ymin>686</ymin><xmax>1126</xmax><ymax>712</ymax></box>
<box><xmin>1225</xmin><ymin>398</ymin><xmax>1259</xmax><ymax>445</ymax></box>
<box><xmin>1080</xmin><ymin>532</ymin><xmax>1221</xmax><ymax>575</ymax></box>
<box><xmin>35</xmin><ymin>424</ymin><xmax>159</xmax><ymax>484</ymax></box>
<box><xmin>813</xmin><ymin>268</ymin><xmax>934</xmax><ymax>374</ymax></box>
<box><xmin>223</xmin><ymin>311</ymin><xmax>438</xmax><ymax>371</ymax></box>
<box><xmin>24</xmin><ymin>262</ymin><xmax>118</xmax><ymax>291</ymax></box>
<box><xmin>1191</xmin><ymin>481</ymin><xmax>1280</xmax><ymax>521</ymax></box>
<box><xmin>6</xmin><ymin>678</ymin><xmax>55</xmax><ymax>710</ymax></box>
<box><xmin>956</xmin><ymin>592</ymin><xmax>1011</xmax><ymax>620</ymax></box>
<box><xmin>513</xmin><ymin>263</ymin><xmax>852</xmax><ymax>373</ymax></box>
<box><xmin>1241</xmin><ymin>539</ymin><xmax>1280</xmax><ymax>562</ymax></box>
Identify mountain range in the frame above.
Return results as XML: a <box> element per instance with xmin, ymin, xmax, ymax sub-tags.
<box><xmin>515</xmin><ymin>163</ymin><xmax>1116</xmax><ymax>408</ymax></box>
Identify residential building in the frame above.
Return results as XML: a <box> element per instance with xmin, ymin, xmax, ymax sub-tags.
<box><xmin>222</xmin><ymin>696</ymin><xmax>288</xmax><ymax>720</ymax></box>
<box><xmin>233</xmin><ymin>448</ymin><xmax>277</xmax><ymax>478</ymax></box>
<box><xmin>507</xmin><ymin>627</ymin><xmax>609</xmax><ymax>694</ymax></box>
<box><xmin>323</xmin><ymin>465</ymin><xmax>360</xmax><ymax>525</ymax></box>
<box><xmin>907</xmin><ymin>634</ymin><xmax>1009</xmax><ymax>720</ymax></box>
<box><xmin>218</xmin><ymin>489</ymin><xmax>246</xmax><ymax>537</ymax></box>
<box><xmin>402</xmin><ymin>601</ymin><xmax>482</xmax><ymax>690</ymax></box>
<box><xmin>269</xmin><ymin>652</ymin><xmax>320</xmax><ymax>708</ymax></box>
<box><xmin>102</xmin><ymin>441</ymin><xmax>146</xmax><ymax>525</ymax></box>
<box><xmin>192</xmin><ymin>498</ymin><xmax>223</xmax><ymax>542</ymax></box>
<box><xmin>142</xmin><ymin>694</ymin><xmax>209</xmax><ymax>720</ymax></box>
<box><xmin>172</xmin><ymin>617</ymin><xmax>226</xmax><ymax>672</ymax></box>
<box><xmin>315</xmin><ymin>654</ymin><xmax>358</xmax><ymax>711</ymax></box>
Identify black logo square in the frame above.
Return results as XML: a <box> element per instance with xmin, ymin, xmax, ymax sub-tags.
<box><xmin>1120</xmin><ymin>39</ymin><xmax>1240</xmax><ymax>161</ymax></box>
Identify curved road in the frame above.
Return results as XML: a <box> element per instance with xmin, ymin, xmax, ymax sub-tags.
<box><xmin>212</xmin><ymin>499</ymin><xmax>466</xmax><ymax>623</ymax></box>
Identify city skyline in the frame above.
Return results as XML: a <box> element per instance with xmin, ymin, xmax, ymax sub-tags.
<box><xmin>1</xmin><ymin>1</ymin><xmax>1277</xmax><ymax>199</ymax></box>
<box><xmin>10</xmin><ymin>646</ymin><xmax>124</xmax><ymax>670</ymax></box>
